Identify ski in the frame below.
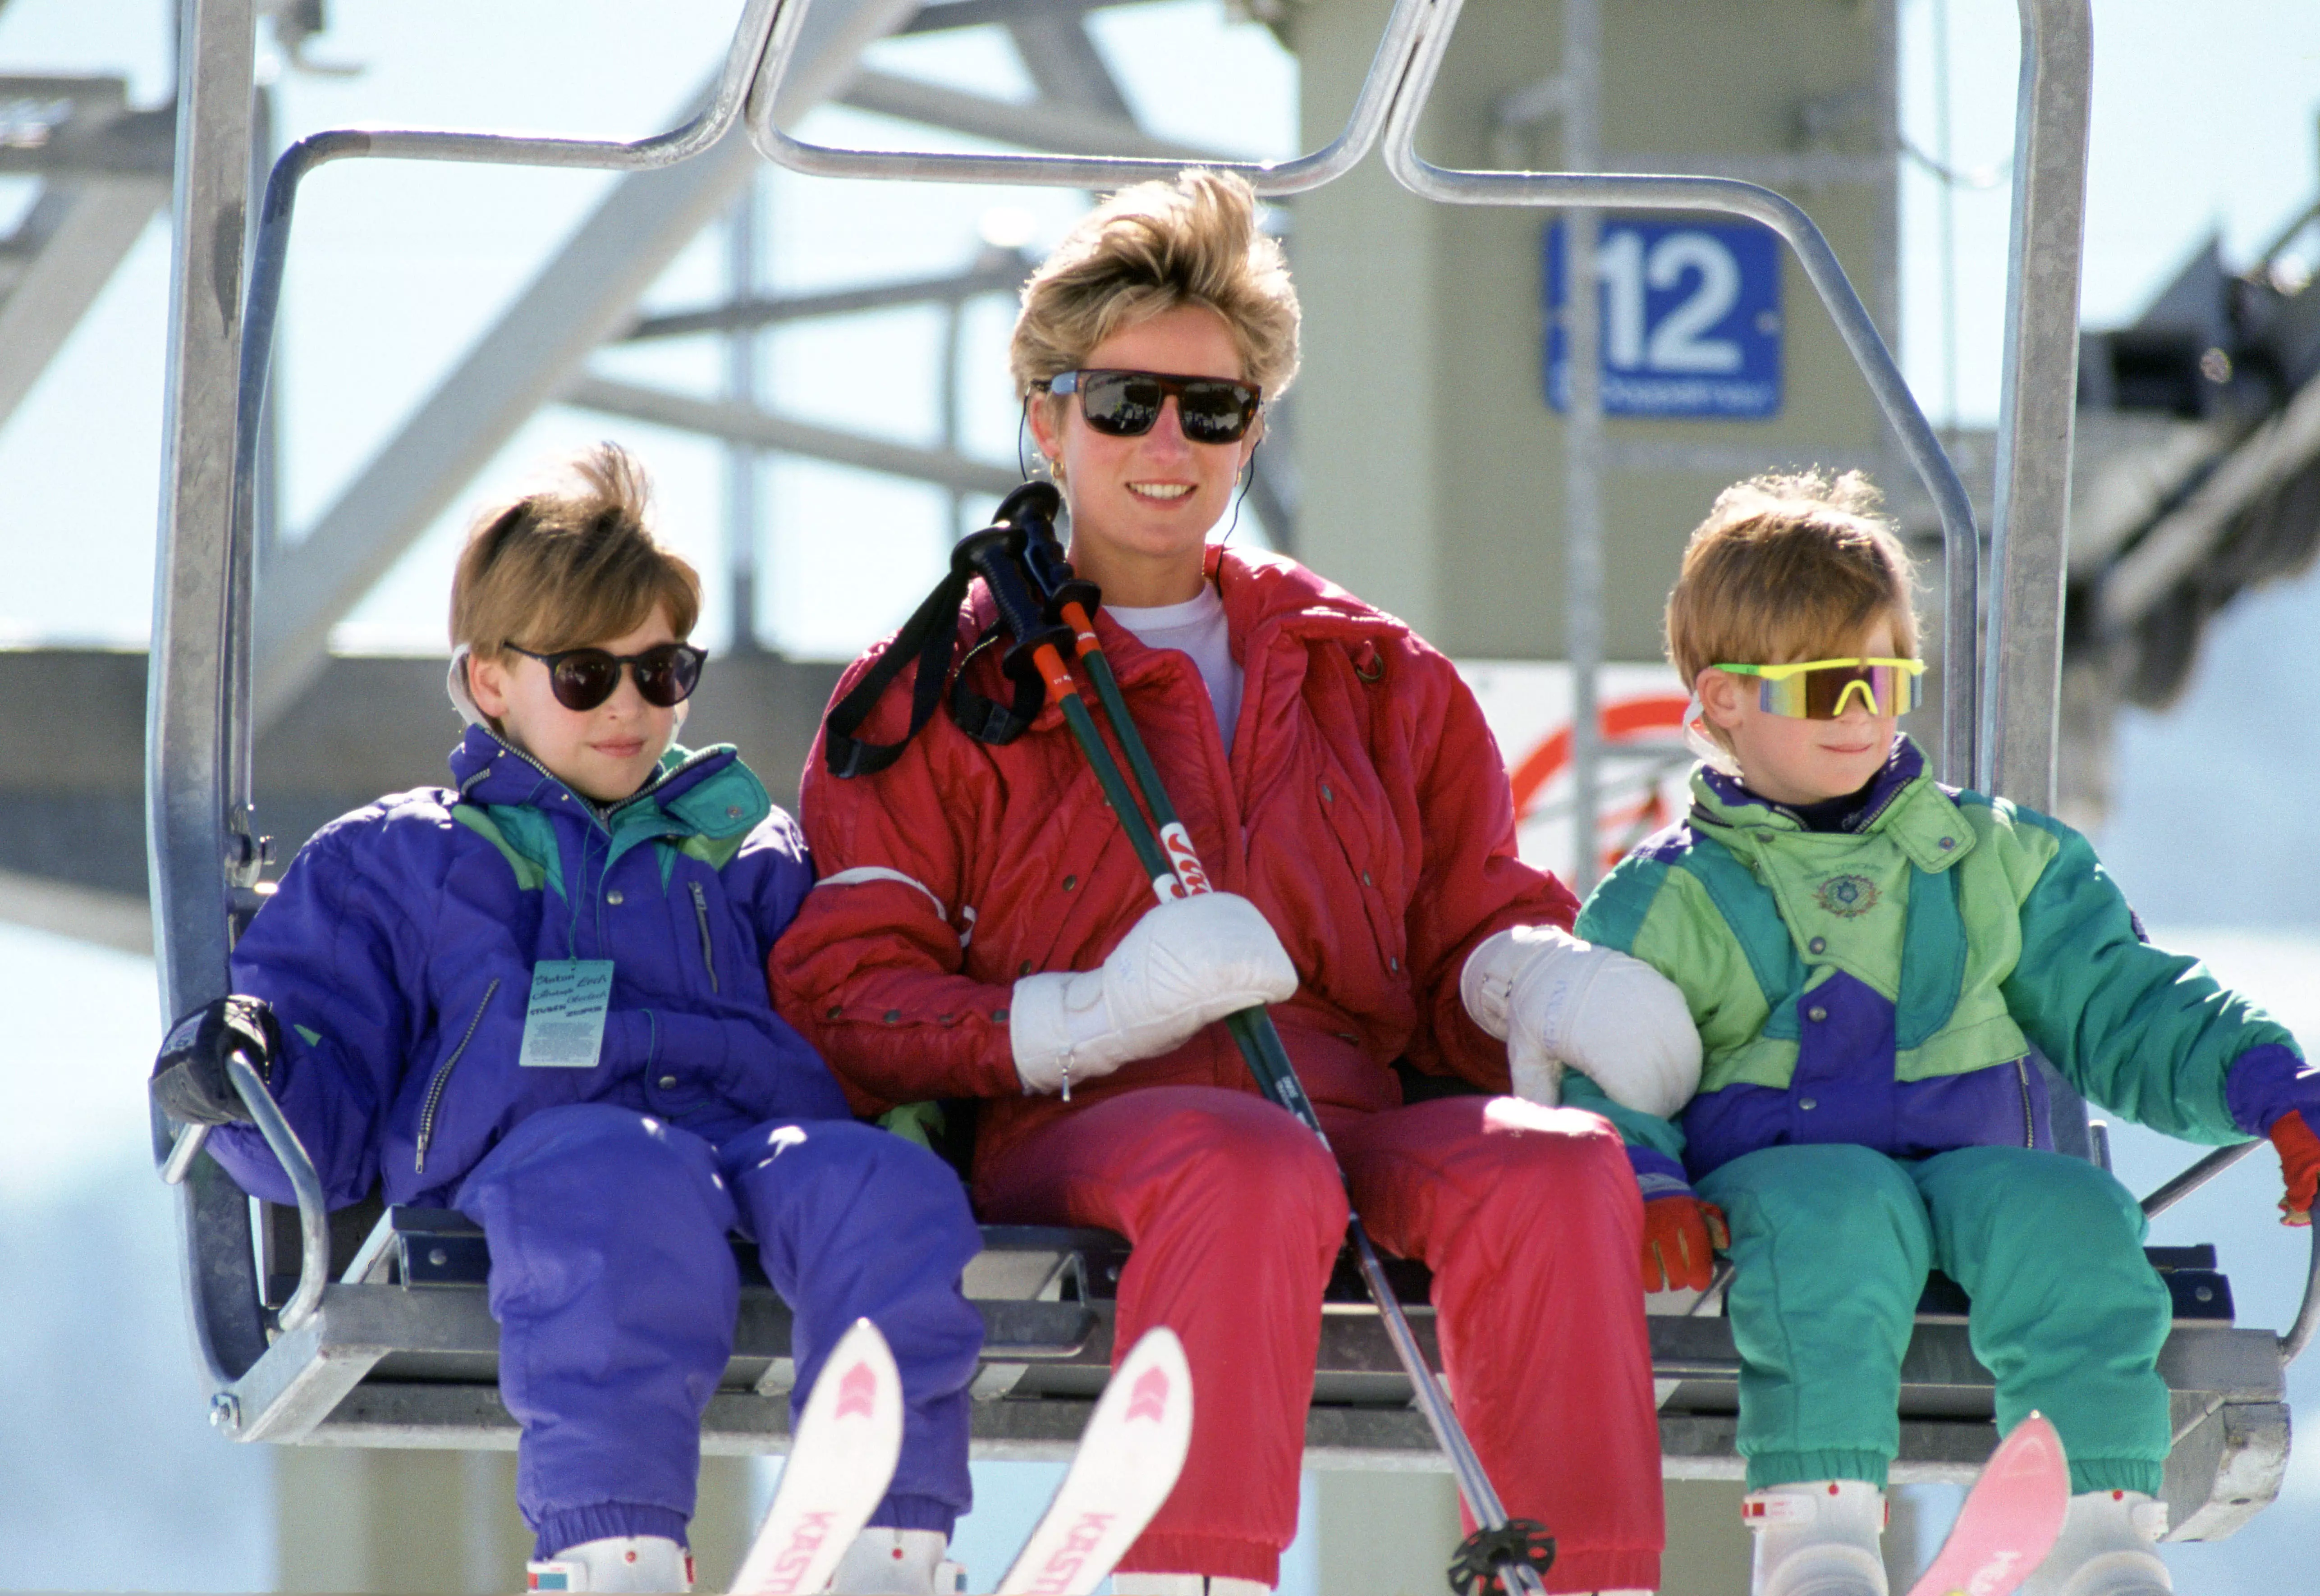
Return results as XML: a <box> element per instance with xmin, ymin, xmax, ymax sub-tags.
<box><xmin>731</xmin><ymin>1317</ymin><xmax>907</xmax><ymax>1595</ymax></box>
<box><xmin>1904</xmin><ymin>1411</ymin><xmax>2071</xmax><ymax>1596</ymax></box>
<box><xmin>995</xmin><ymin>1326</ymin><xmax>1196</xmax><ymax>1596</ymax></box>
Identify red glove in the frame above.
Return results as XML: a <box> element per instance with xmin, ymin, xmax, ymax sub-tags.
<box><xmin>1642</xmin><ymin>1196</ymin><xmax>1729</xmax><ymax>1292</ymax></box>
<box><xmin>2272</xmin><ymin>1111</ymin><xmax>2320</xmax><ymax>1226</ymax></box>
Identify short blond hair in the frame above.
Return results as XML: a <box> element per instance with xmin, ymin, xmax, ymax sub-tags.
<box><xmin>1666</xmin><ymin>469</ymin><xmax>1919</xmax><ymax>685</ymax></box>
<box><xmin>449</xmin><ymin>444</ymin><xmax>701</xmax><ymax>663</ymax></box>
<box><xmin>1009</xmin><ymin>168</ymin><xmax>1300</xmax><ymax>403</ymax></box>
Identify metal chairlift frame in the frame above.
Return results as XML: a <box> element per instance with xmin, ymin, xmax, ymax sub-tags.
<box><xmin>146</xmin><ymin>0</ymin><xmax>2318</xmax><ymax>1541</ymax></box>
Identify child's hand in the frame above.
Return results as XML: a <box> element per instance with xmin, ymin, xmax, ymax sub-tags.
<box><xmin>151</xmin><ymin>995</ymin><xmax>279</xmax><ymax>1126</ymax></box>
<box><xmin>1642</xmin><ymin>1195</ymin><xmax>1728</xmax><ymax>1292</ymax></box>
<box><xmin>2272</xmin><ymin>1111</ymin><xmax>2320</xmax><ymax>1226</ymax></box>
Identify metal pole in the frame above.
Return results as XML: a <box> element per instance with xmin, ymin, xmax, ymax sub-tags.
<box><xmin>1980</xmin><ymin>0</ymin><xmax>2093</xmax><ymax>807</ymax></box>
<box><xmin>725</xmin><ymin>177</ymin><xmax>761</xmax><ymax>652</ymax></box>
<box><xmin>148</xmin><ymin>0</ymin><xmax>270</xmax><ymax>1390</ymax></box>
<box><xmin>1561</xmin><ymin>0</ymin><xmax>1603</xmax><ymax>896</ymax></box>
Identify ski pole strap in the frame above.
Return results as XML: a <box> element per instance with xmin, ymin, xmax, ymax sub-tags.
<box><xmin>947</xmin><ymin>626</ymin><xmax>1047</xmax><ymax>748</ymax></box>
<box><xmin>823</xmin><ymin>520</ymin><xmax>1068</xmax><ymax>778</ymax></box>
<box><xmin>1447</xmin><ymin>1521</ymin><xmax>1555</xmax><ymax>1596</ymax></box>
<box><xmin>823</xmin><ymin>559</ymin><xmax>976</xmax><ymax>779</ymax></box>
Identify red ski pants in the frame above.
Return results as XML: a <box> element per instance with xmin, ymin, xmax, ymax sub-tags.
<box><xmin>974</xmin><ymin>1087</ymin><xmax>1663</xmax><ymax>1591</ymax></box>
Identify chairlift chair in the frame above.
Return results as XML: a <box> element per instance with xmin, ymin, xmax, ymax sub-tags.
<box><xmin>146</xmin><ymin>0</ymin><xmax>2316</xmax><ymax>1548</ymax></box>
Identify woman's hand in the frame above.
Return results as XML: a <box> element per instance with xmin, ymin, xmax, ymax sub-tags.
<box><xmin>1009</xmin><ymin>892</ymin><xmax>1299</xmax><ymax>1096</ymax></box>
<box><xmin>1461</xmin><ymin>925</ymin><xmax>1701</xmax><ymax>1116</ymax></box>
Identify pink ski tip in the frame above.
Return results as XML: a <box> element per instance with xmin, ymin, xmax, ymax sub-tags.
<box><xmin>835</xmin><ymin>1359</ymin><xmax>880</xmax><ymax>1418</ymax></box>
<box><xmin>1903</xmin><ymin>1413</ymin><xmax>2071</xmax><ymax>1596</ymax></box>
<box><xmin>1125</xmin><ymin>1365</ymin><xmax>1171</xmax><ymax>1423</ymax></box>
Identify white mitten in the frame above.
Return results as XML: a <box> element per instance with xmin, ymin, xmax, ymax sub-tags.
<box><xmin>1460</xmin><ymin>924</ymin><xmax>1701</xmax><ymax>1116</ymax></box>
<box><xmin>1010</xmin><ymin>892</ymin><xmax>1298</xmax><ymax>1096</ymax></box>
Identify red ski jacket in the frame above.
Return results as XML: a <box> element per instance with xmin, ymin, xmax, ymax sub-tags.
<box><xmin>771</xmin><ymin>545</ymin><xmax>1581</xmax><ymax>1176</ymax></box>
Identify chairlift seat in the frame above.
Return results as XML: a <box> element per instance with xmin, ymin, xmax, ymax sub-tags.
<box><xmin>226</xmin><ymin>1202</ymin><xmax>2285</xmax><ymax>1539</ymax></box>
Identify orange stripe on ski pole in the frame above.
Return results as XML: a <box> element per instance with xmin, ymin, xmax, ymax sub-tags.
<box><xmin>1061</xmin><ymin>601</ymin><xmax>1101</xmax><ymax>659</ymax></box>
<box><xmin>1032</xmin><ymin>643</ymin><xmax>1082</xmax><ymax>704</ymax></box>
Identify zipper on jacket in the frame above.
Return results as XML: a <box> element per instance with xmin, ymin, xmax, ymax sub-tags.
<box><xmin>416</xmin><ymin>979</ymin><xmax>501</xmax><ymax>1175</ymax></box>
<box><xmin>688</xmin><ymin>880</ymin><xmax>720</xmax><ymax>995</ymax></box>
<box><xmin>2014</xmin><ymin>1058</ymin><xmax>2036</xmax><ymax>1148</ymax></box>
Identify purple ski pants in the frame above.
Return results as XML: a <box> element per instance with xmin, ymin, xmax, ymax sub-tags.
<box><xmin>454</xmin><ymin>1103</ymin><xmax>983</xmax><ymax>1559</ymax></box>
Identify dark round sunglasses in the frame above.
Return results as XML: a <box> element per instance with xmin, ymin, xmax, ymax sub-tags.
<box><xmin>1045</xmin><ymin>368</ymin><xmax>1263</xmax><ymax>444</ymax></box>
<box><xmin>504</xmin><ymin>641</ymin><xmax>707</xmax><ymax>712</ymax></box>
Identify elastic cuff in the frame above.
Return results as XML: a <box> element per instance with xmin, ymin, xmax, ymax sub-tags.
<box><xmin>2068</xmin><ymin>1456</ymin><xmax>2165</xmax><ymax>1497</ymax></box>
<box><xmin>534</xmin><ymin>1502</ymin><xmax>689</xmax><ymax>1560</ymax></box>
<box><xmin>867</xmin><ymin>1492</ymin><xmax>958</xmax><ymax>1536</ymax></box>
<box><xmin>1626</xmin><ymin>1144</ymin><xmax>1692</xmax><ymax>1197</ymax></box>
<box><xmin>2224</xmin><ymin>1042</ymin><xmax>2315</xmax><ymax>1136</ymax></box>
<box><xmin>1117</xmin><ymin>1531</ymin><xmax>1279</xmax><ymax>1586</ymax></box>
<box><xmin>1539</xmin><ymin>1548</ymin><xmax>1660</xmax><ymax>1593</ymax></box>
<box><xmin>1744</xmin><ymin>1450</ymin><xmax>1890</xmax><ymax>1492</ymax></box>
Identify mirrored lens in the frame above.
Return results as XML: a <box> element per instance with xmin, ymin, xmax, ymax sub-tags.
<box><xmin>1177</xmin><ymin>382</ymin><xmax>1256</xmax><ymax>443</ymax></box>
<box><xmin>632</xmin><ymin>644</ymin><xmax>704</xmax><ymax>707</ymax></box>
<box><xmin>548</xmin><ymin>652</ymin><xmax>621</xmax><ymax>711</ymax></box>
<box><xmin>1761</xmin><ymin>665</ymin><xmax>1913</xmax><ymax>719</ymax></box>
<box><xmin>1079</xmin><ymin>372</ymin><xmax>1163</xmax><ymax>436</ymax></box>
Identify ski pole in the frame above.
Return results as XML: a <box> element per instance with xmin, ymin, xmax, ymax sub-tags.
<box><xmin>963</xmin><ymin>502</ymin><xmax>1554</xmax><ymax>1596</ymax></box>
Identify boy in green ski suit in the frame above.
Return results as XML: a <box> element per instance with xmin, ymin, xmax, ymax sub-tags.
<box><xmin>1558</xmin><ymin>471</ymin><xmax>2320</xmax><ymax>1596</ymax></box>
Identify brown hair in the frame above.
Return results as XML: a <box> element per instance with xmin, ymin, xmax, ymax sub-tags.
<box><xmin>449</xmin><ymin>443</ymin><xmax>701</xmax><ymax>662</ymax></box>
<box><xmin>1665</xmin><ymin>468</ymin><xmax>1919</xmax><ymax>686</ymax></box>
<box><xmin>1009</xmin><ymin>168</ymin><xmax>1300</xmax><ymax>403</ymax></box>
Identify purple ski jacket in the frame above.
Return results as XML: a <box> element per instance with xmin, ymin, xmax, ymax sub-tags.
<box><xmin>211</xmin><ymin>726</ymin><xmax>852</xmax><ymax>1209</ymax></box>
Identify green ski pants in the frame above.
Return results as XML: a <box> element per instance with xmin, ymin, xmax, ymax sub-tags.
<box><xmin>1696</xmin><ymin>1142</ymin><xmax>2172</xmax><ymax>1495</ymax></box>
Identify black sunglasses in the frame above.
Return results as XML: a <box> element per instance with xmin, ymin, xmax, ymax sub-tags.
<box><xmin>1045</xmin><ymin>369</ymin><xmax>1263</xmax><ymax>444</ymax></box>
<box><xmin>504</xmin><ymin>641</ymin><xmax>707</xmax><ymax>712</ymax></box>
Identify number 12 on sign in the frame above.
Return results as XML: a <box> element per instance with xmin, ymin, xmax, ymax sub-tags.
<box><xmin>1543</xmin><ymin>218</ymin><xmax>1784</xmax><ymax>420</ymax></box>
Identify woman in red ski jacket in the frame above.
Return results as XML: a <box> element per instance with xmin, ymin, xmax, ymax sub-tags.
<box><xmin>774</xmin><ymin>170</ymin><xmax>1691</xmax><ymax>1596</ymax></box>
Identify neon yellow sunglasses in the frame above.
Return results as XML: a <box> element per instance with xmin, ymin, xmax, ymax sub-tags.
<box><xmin>1716</xmin><ymin>657</ymin><xmax>1926</xmax><ymax>719</ymax></box>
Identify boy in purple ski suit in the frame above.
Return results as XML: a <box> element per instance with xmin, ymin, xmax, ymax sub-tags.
<box><xmin>149</xmin><ymin>446</ymin><xmax>983</xmax><ymax>1594</ymax></box>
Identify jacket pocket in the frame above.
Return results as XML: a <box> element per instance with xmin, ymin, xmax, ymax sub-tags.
<box><xmin>688</xmin><ymin>881</ymin><xmax>720</xmax><ymax>995</ymax></box>
<box><xmin>416</xmin><ymin>978</ymin><xmax>500</xmax><ymax>1175</ymax></box>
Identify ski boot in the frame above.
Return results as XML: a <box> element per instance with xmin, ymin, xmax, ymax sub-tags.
<box><xmin>826</xmin><ymin>1527</ymin><xmax>968</xmax><ymax>1593</ymax></box>
<box><xmin>1742</xmin><ymin>1480</ymin><xmax>1888</xmax><ymax>1596</ymax></box>
<box><xmin>2017</xmin><ymin>1491</ymin><xmax>2171</xmax><ymax>1596</ymax></box>
<box><xmin>525</xmin><ymin>1534</ymin><xmax>692</xmax><ymax>1592</ymax></box>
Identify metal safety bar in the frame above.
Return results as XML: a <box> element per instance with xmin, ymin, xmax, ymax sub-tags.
<box><xmin>747</xmin><ymin>0</ymin><xmax>1437</xmax><ymax>194</ymax></box>
<box><xmin>221</xmin><ymin>0</ymin><xmax>785</xmax><ymax>818</ymax></box>
<box><xmin>1377</xmin><ymin>0</ymin><xmax>1982</xmax><ymax>785</ymax></box>
<box><xmin>2142</xmin><ymin>1140</ymin><xmax>2320</xmax><ymax>1367</ymax></box>
<box><xmin>159</xmin><ymin>1053</ymin><xmax>330</xmax><ymax>1334</ymax></box>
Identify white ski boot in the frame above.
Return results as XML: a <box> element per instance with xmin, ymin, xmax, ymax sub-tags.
<box><xmin>2017</xmin><ymin>1491</ymin><xmax>2171</xmax><ymax>1596</ymax></box>
<box><xmin>826</xmin><ymin>1527</ymin><xmax>968</xmax><ymax>1594</ymax></box>
<box><xmin>525</xmin><ymin>1534</ymin><xmax>693</xmax><ymax>1592</ymax></box>
<box><xmin>1742</xmin><ymin>1480</ymin><xmax>1888</xmax><ymax>1596</ymax></box>
<box><xmin>1112</xmin><ymin>1579</ymin><xmax>1270</xmax><ymax>1595</ymax></box>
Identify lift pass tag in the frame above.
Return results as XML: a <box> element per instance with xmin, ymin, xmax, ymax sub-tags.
<box><xmin>519</xmin><ymin>960</ymin><xmax>615</xmax><ymax>1069</ymax></box>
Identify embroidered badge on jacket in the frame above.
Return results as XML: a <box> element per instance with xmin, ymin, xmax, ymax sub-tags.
<box><xmin>1815</xmin><ymin>873</ymin><xmax>1880</xmax><ymax>917</ymax></box>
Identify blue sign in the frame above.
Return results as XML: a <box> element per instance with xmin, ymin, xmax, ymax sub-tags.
<box><xmin>1544</xmin><ymin>219</ymin><xmax>1783</xmax><ymax>419</ymax></box>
